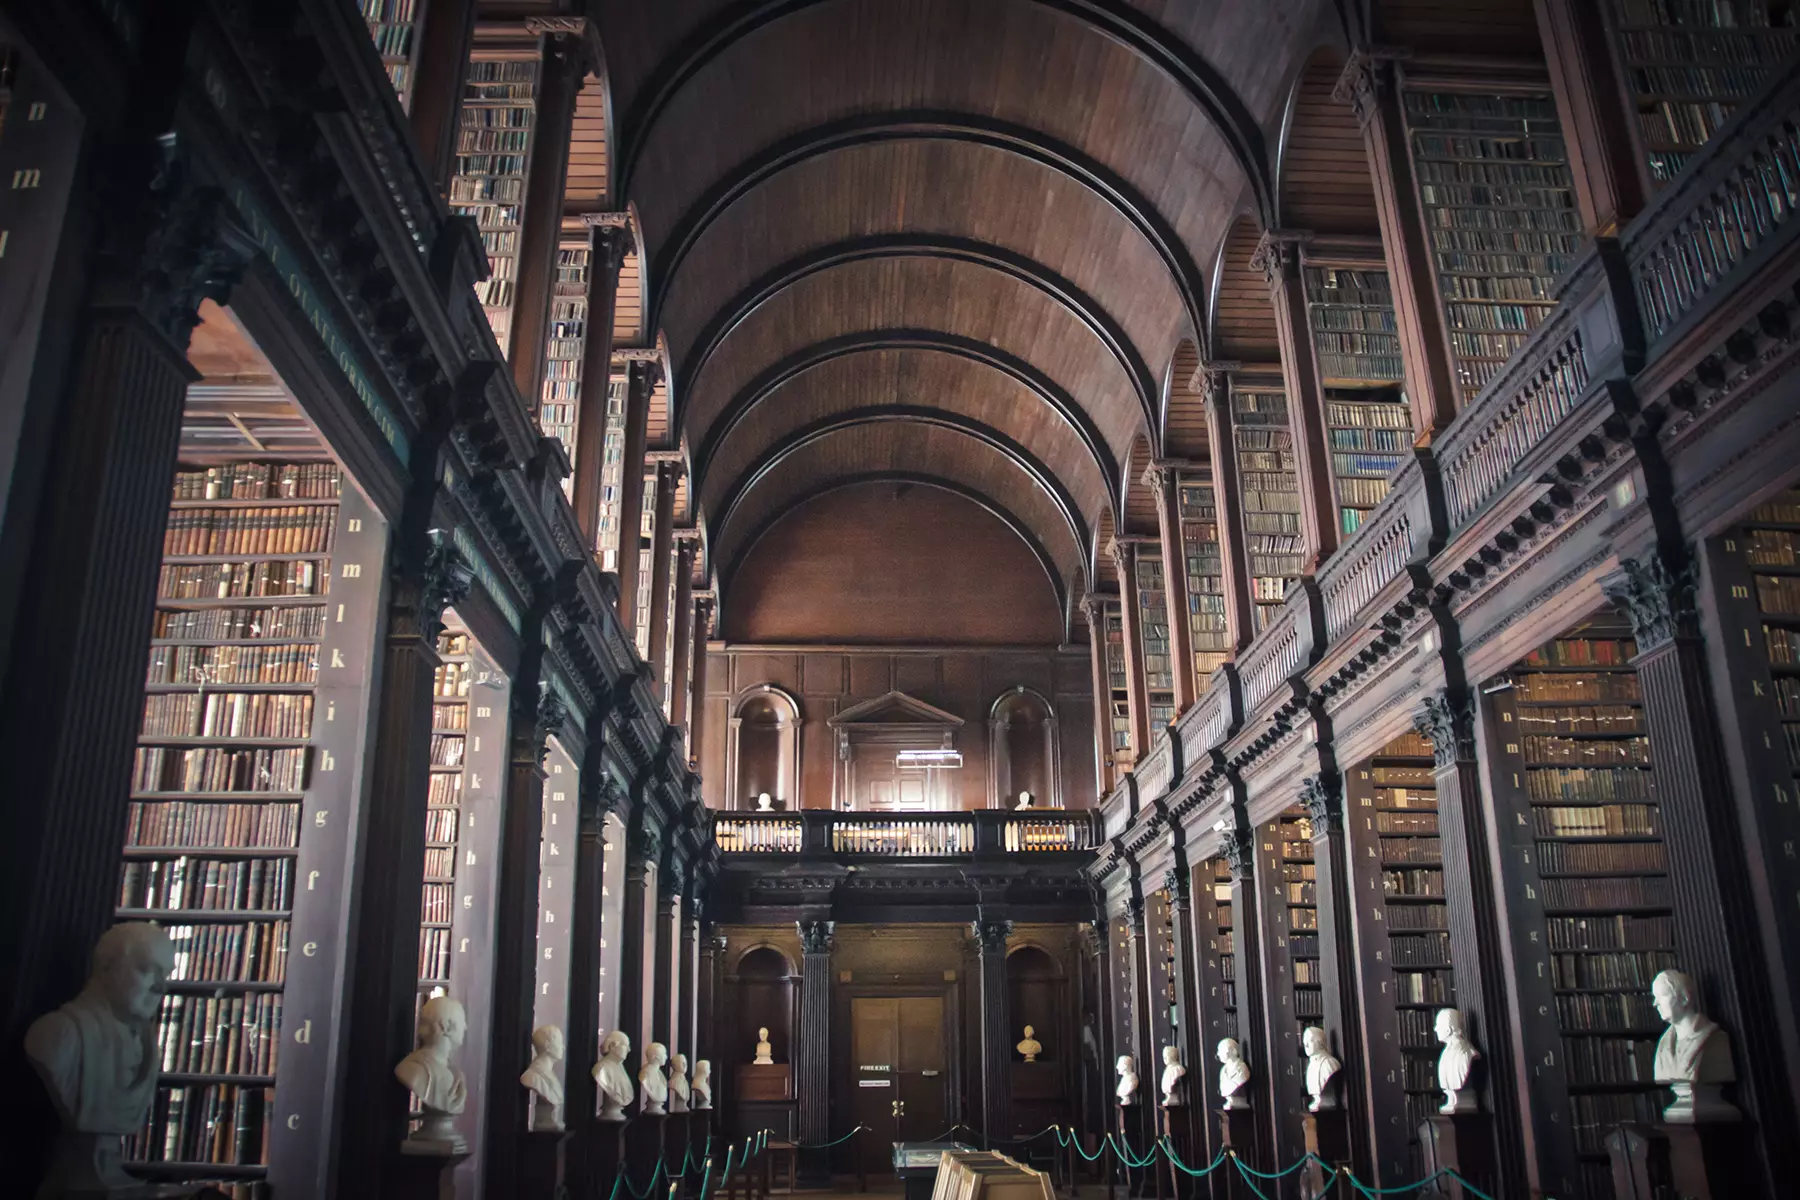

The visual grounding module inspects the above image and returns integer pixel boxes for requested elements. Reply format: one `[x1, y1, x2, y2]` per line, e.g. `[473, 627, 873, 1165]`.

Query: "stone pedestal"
[663, 1111, 691, 1197]
[388, 1150, 470, 1200]
[1418, 1113, 1496, 1200]
[1661, 1120, 1756, 1199]
[588, 1120, 628, 1200]
[625, 1115, 666, 1197]
[1218, 1108, 1258, 1200]
[1159, 1105, 1198, 1200]
[518, 1130, 570, 1200]
[1303, 1110, 1350, 1199]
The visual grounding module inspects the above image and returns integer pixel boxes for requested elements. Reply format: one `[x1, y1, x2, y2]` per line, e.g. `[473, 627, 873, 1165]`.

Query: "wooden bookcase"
[359, 0, 424, 108]
[122, 456, 385, 1199]
[1256, 808, 1319, 1155]
[1399, 85, 1582, 406]
[451, 49, 540, 354]
[1605, 0, 1799, 186]
[538, 238, 589, 489]
[1145, 887, 1177, 1058]
[1345, 730, 1453, 1180]
[596, 809, 628, 1037]
[596, 371, 629, 572]
[531, 740, 580, 1044]
[1230, 382, 1305, 632]
[1482, 619, 1674, 1200]
[1103, 601, 1132, 764]
[1135, 553, 1176, 732]
[1196, 856, 1237, 1047]
[1177, 480, 1230, 686]
[634, 469, 657, 659]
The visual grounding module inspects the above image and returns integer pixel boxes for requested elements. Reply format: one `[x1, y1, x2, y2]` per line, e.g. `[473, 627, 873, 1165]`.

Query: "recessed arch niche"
[727, 686, 802, 809]
[988, 687, 1061, 809]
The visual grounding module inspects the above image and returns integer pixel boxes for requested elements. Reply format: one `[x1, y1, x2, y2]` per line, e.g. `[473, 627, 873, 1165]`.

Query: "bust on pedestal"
[1116, 1055, 1139, 1105]
[1217, 1039, 1251, 1110]
[668, 1052, 691, 1113]
[1435, 1009, 1480, 1115]
[23, 923, 176, 1198]
[1302, 1027, 1340, 1113]
[754, 1027, 775, 1064]
[593, 1030, 635, 1121]
[692, 1060, 713, 1109]
[1016, 1025, 1041, 1063]
[1652, 969, 1738, 1123]
[396, 996, 470, 1155]
[1159, 1046, 1186, 1107]
[639, 1042, 670, 1115]
[521, 1024, 566, 1132]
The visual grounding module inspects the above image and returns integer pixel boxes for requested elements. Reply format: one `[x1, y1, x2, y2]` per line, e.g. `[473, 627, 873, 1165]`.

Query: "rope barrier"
[792, 1124, 870, 1149]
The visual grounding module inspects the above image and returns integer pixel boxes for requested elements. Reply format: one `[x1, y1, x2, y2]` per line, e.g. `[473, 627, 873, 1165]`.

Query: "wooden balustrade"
[712, 810, 1097, 857]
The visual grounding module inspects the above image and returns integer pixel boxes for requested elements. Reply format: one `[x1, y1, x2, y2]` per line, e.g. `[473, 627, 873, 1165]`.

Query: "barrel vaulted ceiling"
[593, 0, 1331, 631]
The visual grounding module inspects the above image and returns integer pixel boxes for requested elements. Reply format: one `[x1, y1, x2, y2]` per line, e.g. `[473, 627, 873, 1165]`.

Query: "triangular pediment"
[827, 690, 965, 728]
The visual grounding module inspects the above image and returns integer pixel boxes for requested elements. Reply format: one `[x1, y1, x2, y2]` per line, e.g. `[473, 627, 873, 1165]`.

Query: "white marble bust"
[397, 995, 469, 1153]
[24, 922, 175, 1192]
[692, 1059, 713, 1109]
[756, 792, 774, 812]
[754, 1026, 774, 1065]
[1159, 1045, 1186, 1107]
[593, 1029, 635, 1121]
[668, 1051, 691, 1112]
[1651, 969, 1739, 1122]
[1116, 1054, 1139, 1105]
[640, 1041, 670, 1114]
[1217, 1038, 1251, 1109]
[521, 1024, 565, 1132]
[1016, 791, 1033, 810]
[1302, 1027, 1340, 1113]
[1016, 1025, 1042, 1063]
[1434, 1009, 1480, 1115]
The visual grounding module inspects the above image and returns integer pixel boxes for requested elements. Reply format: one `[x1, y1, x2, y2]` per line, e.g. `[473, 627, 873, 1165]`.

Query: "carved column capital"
[797, 918, 835, 957]
[1413, 690, 1476, 768]
[1249, 230, 1308, 288]
[1123, 893, 1147, 937]
[1142, 461, 1181, 501]
[1199, 364, 1236, 412]
[1108, 539, 1135, 579]
[1162, 867, 1191, 912]
[1299, 773, 1343, 835]
[516, 680, 570, 765]
[584, 213, 632, 272]
[971, 917, 1014, 956]
[1222, 820, 1255, 881]
[414, 528, 475, 644]
[1080, 593, 1109, 626]
[1601, 549, 1697, 653]
[1332, 48, 1405, 127]
[628, 820, 662, 869]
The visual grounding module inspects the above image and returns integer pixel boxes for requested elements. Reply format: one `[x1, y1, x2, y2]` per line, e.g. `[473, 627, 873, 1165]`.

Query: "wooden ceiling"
[588, 0, 1339, 634]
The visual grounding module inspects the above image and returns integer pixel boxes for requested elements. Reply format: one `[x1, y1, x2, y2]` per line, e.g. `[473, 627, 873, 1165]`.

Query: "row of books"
[132, 747, 310, 795]
[159, 560, 328, 601]
[1515, 704, 1644, 734]
[1538, 840, 1666, 875]
[428, 772, 463, 807]
[1437, 270, 1555, 302]
[142, 692, 313, 740]
[125, 1083, 271, 1167]
[1310, 305, 1398, 332]
[166, 920, 290, 984]
[154, 604, 325, 642]
[1318, 353, 1404, 382]
[425, 847, 455, 879]
[119, 855, 293, 912]
[154, 990, 282, 1076]
[1772, 675, 1800, 717]
[1528, 636, 1643, 666]
[1303, 267, 1394, 307]
[1782, 723, 1800, 769]
[456, 127, 531, 155]
[1766, 624, 1800, 664]
[1292, 959, 1319, 984]
[1746, 526, 1800, 565]
[1551, 949, 1679, 990]
[1329, 426, 1412, 452]
[1535, 803, 1659, 837]
[1379, 836, 1441, 865]
[1755, 573, 1800, 615]
[429, 733, 466, 767]
[1449, 329, 1532, 361]
[478, 230, 518, 258]
[171, 463, 341, 502]
[163, 507, 337, 558]
[1383, 868, 1444, 898]
[1395, 1007, 1441, 1048]
[1563, 1035, 1656, 1086]
[1557, 989, 1660, 1034]
[424, 808, 459, 844]
[456, 152, 529, 178]
[1524, 735, 1651, 765]
[422, 881, 453, 925]
[1517, 672, 1642, 703]
[1541, 874, 1671, 909]
[1571, 1091, 1664, 1155]
[420, 926, 452, 980]
[1386, 902, 1450, 932]
[1394, 970, 1450, 1004]
[125, 800, 300, 851]
[1619, 27, 1797, 66]
[1389, 932, 1451, 967]
[435, 660, 472, 697]
[447, 181, 522, 210]
[1245, 511, 1301, 535]
[1336, 478, 1392, 509]
[1546, 913, 1674, 952]
[1373, 766, 1435, 788]
[1640, 101, 1732, 149]
[1376, 811, 1437, 834]
[1414, 156, 1572, 192]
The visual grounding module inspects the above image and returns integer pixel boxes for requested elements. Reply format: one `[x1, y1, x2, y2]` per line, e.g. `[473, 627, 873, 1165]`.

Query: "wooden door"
[850, 995, 947, 1175]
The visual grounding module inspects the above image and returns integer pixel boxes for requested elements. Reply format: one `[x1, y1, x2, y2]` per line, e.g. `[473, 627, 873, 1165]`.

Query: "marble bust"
[754, 1026, 775, 1065]
[1016, 791, 1033, 810]
[1116, 1054, 1139, 1105]
[1302, 1027, 1340, 1113]
[692, 1059, 713, 1109]
[1159, 1046, 1186, 1107]
[593, 1029, 635, 1121]
[1016, 1025, 1042, 1063]
[756, 792, 774, 812]
[640, 1041, 670, 1114]
[668, 1051, 691, 1113]
[1217, 1038, 1251, 1109]
[1434, 1009, 1480, 1115]
[396, 995, 469, 1153]
[1651, 969, 1739, 1122]
[23, 922, 175, 1193]
[520, 1024, 565, 1132]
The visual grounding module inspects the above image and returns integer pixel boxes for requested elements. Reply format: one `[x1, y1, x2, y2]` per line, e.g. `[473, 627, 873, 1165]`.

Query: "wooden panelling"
[1093, 508, 1119, 590]
[1165, 339, 1208, 459]
[722, 482, 1064, 645]
[732, 652, 799, 694]
[1279, 49, 1380, 237]
[802, 653, 846, 695]
[1213, 217, 1280, 364]
[849, 656, 892, 697]
[1374, 0, 1544, 58]
[613, 247, 642, 345]
[1121, 433, 1158, 536]
[562, 74, 608, 211]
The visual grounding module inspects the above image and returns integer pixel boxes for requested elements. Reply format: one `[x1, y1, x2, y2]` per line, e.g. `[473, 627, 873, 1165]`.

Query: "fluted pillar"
[1200, 374, 1256, 652]
[507, 20, 586, 380]
[407, 0, 479, 194]
[797, 919, 835, 1184]
[613, 360, 656, 633]
[646, 460, 680, 700]
[564, 776, 619, 1195]
[1252, 231, 1339, 566]
[1110, 541, 1150, 758]
[688, 598, 713, 772]
[669, 538, 698, 735]
[570, 218, 628, 546]
[1300, 773, 1372, 1179]
[1145, 464, 1197, 713]
[1081, 596, 1116, 792]
[973, 917, 1014, 1145]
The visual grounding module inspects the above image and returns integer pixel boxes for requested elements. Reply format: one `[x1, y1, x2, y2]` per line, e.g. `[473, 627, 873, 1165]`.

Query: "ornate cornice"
[1298, 773, 1342, 834]
[970, 917, 1014, 955]
[1412, 690, 1475, 769]
[798, 919, 836, 956]
[418, 530, 475, 644]
[1601, 548, 1696, 653]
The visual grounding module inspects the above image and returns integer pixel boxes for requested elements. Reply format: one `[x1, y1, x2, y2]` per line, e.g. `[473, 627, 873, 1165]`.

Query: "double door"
[850, 995, 947, 1175]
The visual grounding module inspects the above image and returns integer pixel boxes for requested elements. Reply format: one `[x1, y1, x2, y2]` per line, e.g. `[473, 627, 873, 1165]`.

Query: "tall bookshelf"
[540, 241, 590, 492]
[1401, 87, 1582, 406]
[596, 372, 629, 571]
[1346, 730, 1454, 1180]
[1200, 856, 1237, 1044]
[1231, 383, 1305, 631]
[1135, 553, 1175, 731]
[451, 54, 539, 354]
[634, 469, 657, 660]
[422, 636, 470, 1005]
[1485, 622, 1674, 1200]
[1177, 480, 1231, 685]
[123, 456, 385, 1199]
[1256, 808, 1319, 1154]
[1103, 602, 1132, 763]
[532, 741, 580, 1050]
[1608, 0, 1799, 185]
[1305, 265, 1403, 384]
[360, 0, 423, 107]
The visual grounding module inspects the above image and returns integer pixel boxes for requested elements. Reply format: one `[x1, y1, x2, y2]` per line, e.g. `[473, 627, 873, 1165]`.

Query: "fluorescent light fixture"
[896, 749, 963, 769]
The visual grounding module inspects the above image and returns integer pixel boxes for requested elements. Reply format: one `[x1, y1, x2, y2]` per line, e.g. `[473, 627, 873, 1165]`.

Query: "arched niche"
[727, 685, 802, 809]
[988, 686, 1061, 809]
[732, 945, 797, 1068]
[1007, 943, 1071, 1135]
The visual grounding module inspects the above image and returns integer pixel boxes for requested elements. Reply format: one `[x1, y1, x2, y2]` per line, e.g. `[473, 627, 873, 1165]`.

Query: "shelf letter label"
[295, 1020, 313, 1044]
[314, 810, 328, 828]
[303, 942, 318, 957]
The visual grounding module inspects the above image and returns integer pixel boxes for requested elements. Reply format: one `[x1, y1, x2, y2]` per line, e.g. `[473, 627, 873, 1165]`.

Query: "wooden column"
[698, 928, 725, 1067]
[570, 217, 628, 546]
[1413, 691, 1530, 1198]
[1300, 773, 1374, 1179]
[614, 359, 656, 633]
[1533, 0, 1648, 235]
[617, 820, 659, 1062]
[973, 917, 1014, 1146]
[1110, 542, 1150, 759]
[1162, 862, 1206, 1153]
[688, 598, 713, 772]
[1146, 463, 1197, 713]
[336, 536, 476, 1200]
[507, 21, 585, 382]
[1603, 551, 1790, 1194]
[480, 674, 564, 1200]
[679, 895, 701, 1063]
[563, 776, 618, 1196]
[1122, 890, 1157, 1155]
[1221, 807, 1277, 1169]
[796, 919, 835, 1184]
[669, 538, 697, 736]
[1200, 374, 1257, 653]
[1081, 596, 1115, 793]
[646, 461, 680, 698]
[407, 0, 479, 196]
[653, 879, 680, 1048]
[1253, 231, 1340, 567]
[1335, 54, 1460, 438]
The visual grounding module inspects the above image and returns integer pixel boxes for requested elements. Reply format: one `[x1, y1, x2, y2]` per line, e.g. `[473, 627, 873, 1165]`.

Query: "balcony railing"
[712, 810, 1097, 858]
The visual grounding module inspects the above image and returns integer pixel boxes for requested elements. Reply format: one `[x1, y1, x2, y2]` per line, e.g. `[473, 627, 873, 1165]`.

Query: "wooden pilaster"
[652, 880, 679, 1048]
[570, 218, 628, 547]
[1081, 596, 1115, 793]
[1111, 541, 1151, 758]
[407, 0, 479, 196]
[796, 919, 835, 1184]
[562, 776, 617, 1196]
[507, 22, 585, 386]
[1533, 0, 1648, 235]
[1221, 805, 1277, 1170]
[973, 917, 1014, 1145]
[1146, 463, 1198, 713]
[669, 538, 697, 736]
[645, 461, 680, 700]
[1200, 374, 1257, 653]
[688, 598, 712, 772]
[614, 360, 656, 633]
[1253, 231, 1340, 567]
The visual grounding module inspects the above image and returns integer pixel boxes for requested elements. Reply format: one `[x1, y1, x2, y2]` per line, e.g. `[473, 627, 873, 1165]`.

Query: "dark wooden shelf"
[137, 736, 311, 747]
[116, 908, 291, 922]
[160, 553, 331, 564]
[157, 596, 329, 608]
[130, 1162, 268, 1179]
[168, 498, 339, 509]
[160, 1072, 278, 1086]
[124, 846, 298, 859]
[165, 979, 285, 994]
[150, 638, 323, 647]
[130, 791, 305, 802]
[142, 683, 316, 694]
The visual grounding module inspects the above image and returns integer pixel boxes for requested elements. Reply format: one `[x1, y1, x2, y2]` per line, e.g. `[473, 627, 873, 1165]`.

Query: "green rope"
[793, 1123, 870, 1149]
[1230, 1150, 1312, 1180]
[1229, 1155, 1276, 1200]
[982, 1124, 1062, 1146]
[620, 1158, 665, 1200]
[1336, 1166, 1496, 1200]
[1111, 1132, 1158, 1169]
[1051, 1126, 1107, 1161]
[1158, 1138, 1226, 1178]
